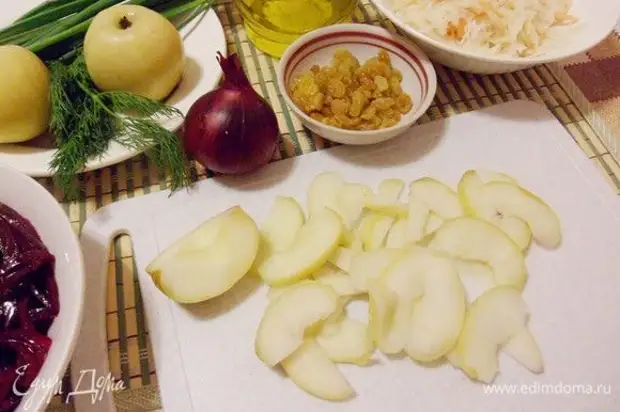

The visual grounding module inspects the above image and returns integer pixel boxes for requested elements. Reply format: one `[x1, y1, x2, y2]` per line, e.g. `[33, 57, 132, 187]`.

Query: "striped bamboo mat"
[42, 1, 620, 411]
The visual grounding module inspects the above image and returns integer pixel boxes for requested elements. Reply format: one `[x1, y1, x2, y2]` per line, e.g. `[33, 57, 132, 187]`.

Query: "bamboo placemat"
[41, 1, 620, 411]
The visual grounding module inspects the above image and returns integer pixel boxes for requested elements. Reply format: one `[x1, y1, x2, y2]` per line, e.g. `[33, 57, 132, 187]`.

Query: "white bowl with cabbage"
[370, 0, 620, 73]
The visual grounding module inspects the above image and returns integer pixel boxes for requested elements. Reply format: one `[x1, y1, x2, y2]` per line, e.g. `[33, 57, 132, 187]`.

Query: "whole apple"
[0, 45, 51, 144]
[84, 5, 185, 101]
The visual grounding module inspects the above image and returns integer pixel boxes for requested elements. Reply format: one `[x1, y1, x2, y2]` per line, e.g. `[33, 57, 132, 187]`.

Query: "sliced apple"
[407, 177, 463, 243]
[385, 218, 408, 248]
[503, 327, 544, 374]
[281, 339, 354, 401]
[146, 206, 259, 304]
[405, 250, 467, 362]
[472, 181, 560, 249]
[428, 217, 528, 290]
[258, 208, 343, 285]
[328, 247, 355, 273]
[360, 213, 394, 251]
[316, 316, 375, 365]
[373, 248, 466, 357]
[266, 279, 315, 301]
[253, 196, 305, 271]
[307, 171, 345, 216]
[313, 264, 361, 297]
[378, 178, 405, 199]
[367, 278, 398, 352]
[423, 212, 444, 236]
[255, 282, 340, 366]
[474, 169, 519, 185]
[454, 286, 543, 383]
[331, 183, 373, 230]
[348, 248, 405, 292]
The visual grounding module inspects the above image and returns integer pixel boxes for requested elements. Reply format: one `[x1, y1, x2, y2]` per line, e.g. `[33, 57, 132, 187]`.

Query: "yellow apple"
[0, 45, 50, 143]
[84, 5, 185, 101]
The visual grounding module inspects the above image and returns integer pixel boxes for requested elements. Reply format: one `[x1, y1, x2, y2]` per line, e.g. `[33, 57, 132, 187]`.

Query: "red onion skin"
[183, 53, 279, 175]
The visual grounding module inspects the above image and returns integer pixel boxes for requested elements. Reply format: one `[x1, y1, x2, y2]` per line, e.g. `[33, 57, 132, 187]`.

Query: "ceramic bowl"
[370, 0, 620, 74]
[0, 164, 85, 412]
[277, 23, 437, 146]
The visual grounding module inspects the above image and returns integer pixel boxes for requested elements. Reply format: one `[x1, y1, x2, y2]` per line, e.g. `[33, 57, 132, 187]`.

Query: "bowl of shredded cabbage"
[371, 0, 620, 73]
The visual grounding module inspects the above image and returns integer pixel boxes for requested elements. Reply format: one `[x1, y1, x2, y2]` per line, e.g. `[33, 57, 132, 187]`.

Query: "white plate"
[0, 1, 227, 177]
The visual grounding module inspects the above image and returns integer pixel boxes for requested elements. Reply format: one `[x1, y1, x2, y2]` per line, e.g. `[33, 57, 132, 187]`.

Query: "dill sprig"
[49, 53, 191, 200]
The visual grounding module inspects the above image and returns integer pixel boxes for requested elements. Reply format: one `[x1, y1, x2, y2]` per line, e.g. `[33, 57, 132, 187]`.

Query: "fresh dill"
[48, 52, 191, 200]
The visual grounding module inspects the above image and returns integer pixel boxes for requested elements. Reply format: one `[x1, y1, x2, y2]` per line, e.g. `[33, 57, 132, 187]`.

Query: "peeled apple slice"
[253, 196, 305, 271]
[348, 248, 405, 291]
[316, 316, 375, 365]
[267, 279, 315, 301]
[361, 214, 394, 251]
[255, 283, 340, 366]
[454, 286, 543, 383]
[367, 278, 398, 352]
[146, 206, 259, 304]
[258, 208, 343, 285]
[313, 264, 361, 297]
[281, 339, 354, 401]
[378, 179, 405, 199]
[307, 172, 344, 216]
[407, 177, 463, 242]
[428, 217, 528, 290]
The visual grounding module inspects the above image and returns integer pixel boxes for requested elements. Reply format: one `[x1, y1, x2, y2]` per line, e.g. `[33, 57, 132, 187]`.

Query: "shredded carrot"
[445, 17, 467, 41]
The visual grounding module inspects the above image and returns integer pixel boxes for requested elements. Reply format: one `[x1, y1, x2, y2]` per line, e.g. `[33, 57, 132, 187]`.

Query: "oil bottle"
[235, 0, 359, 58]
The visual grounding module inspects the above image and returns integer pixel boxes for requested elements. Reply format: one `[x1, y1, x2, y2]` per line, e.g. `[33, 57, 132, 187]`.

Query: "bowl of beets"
[0, 164, 84, 412]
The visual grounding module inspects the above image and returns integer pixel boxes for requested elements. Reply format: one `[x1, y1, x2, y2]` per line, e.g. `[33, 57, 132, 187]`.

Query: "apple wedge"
[316, 316, 375, 365]
[385, 218, 408, 248]
[307, 171, 345, 216]
[360, 213, 395, 251]
[378, 178, 406, 200]
[454, 286, 543, 383]
[313, 264, 361, 297]
[258, 208, 343, 285]
[281, 339, 354, 401]
[255, 282, 341, 366]
[266, 279, 316, 301]
[407, 177, 463, 242]
[348, 248, 405, 291]
[427, 217, 528, 290]
[146, 206, 259, 304]
[253, 196, 305, 271]
[367, 278, 398, 353]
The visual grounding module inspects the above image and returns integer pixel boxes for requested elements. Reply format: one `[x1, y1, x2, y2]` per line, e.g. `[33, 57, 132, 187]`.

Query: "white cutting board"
[71, 101, 620, 412]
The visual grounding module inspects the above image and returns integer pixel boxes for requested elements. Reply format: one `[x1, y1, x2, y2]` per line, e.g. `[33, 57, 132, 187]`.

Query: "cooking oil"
[235, 0, 358, 57]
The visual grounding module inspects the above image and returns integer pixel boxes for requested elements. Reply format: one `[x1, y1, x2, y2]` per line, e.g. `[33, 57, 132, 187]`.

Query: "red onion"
[182, 52, 279, 175]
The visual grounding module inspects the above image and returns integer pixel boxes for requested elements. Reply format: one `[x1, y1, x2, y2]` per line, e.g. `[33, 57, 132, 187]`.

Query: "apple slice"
[454, 286, 543, 383]
[424, 212, 444, 236]
[348, 248, 405, 291]
[360, 213, 395, 251]
[328, 247, 355, 273]
[331, 183, 373, 230]
[307, 171, 345, 216]
[458, 170, 532, 250]
[385, 218, 408, 248]
[316, 316, 375, 365]
[367, 278, 398, 352]
[313, 264, 361, 297]
[374, 248, 466, 357]
[253, 196, 305, 271]
[258, 208, 343, 285]
[280, 339, 354, 401]
[378, 178, 406, 200]
[146, 206, 259, 304]
[407, 177, 463, 242]
[471, 181, 561, 249]
[428, 217, 528, 290]
[266, 279, 316, 301]
[255, 282, 340, 366]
